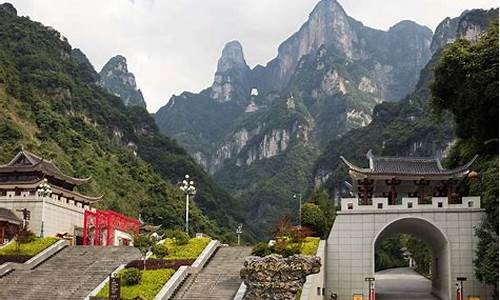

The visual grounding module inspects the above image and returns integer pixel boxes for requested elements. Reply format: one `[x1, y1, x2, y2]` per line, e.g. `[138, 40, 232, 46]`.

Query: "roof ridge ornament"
[366, 149, 374, 170]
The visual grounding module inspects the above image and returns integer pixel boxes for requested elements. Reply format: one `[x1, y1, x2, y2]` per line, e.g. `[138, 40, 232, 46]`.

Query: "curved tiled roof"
[0, 207, 22, 225]
[0, 150, 91, 186]
[341, 150, 478, 177]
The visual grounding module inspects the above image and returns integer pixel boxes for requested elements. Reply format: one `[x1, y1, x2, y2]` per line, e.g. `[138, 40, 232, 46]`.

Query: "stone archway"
[326, 197, 489, 300]
[372, 217, 450, 300]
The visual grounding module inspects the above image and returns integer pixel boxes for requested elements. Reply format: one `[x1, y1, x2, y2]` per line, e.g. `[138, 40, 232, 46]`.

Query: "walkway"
[172, 246, 252, 300]
[0, 246, 141, 300]
[375, 267, 439, 300]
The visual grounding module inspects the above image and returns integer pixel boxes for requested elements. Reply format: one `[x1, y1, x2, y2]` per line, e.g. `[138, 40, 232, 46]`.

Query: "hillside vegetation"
[0, 5, 250, 242]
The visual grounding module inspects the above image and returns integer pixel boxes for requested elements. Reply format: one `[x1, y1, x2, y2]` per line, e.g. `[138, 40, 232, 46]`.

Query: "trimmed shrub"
[251, 242, 272, 257]
[152, 243, 168, 258]
[121, 267, 142, 286]
[172, 229, 189, 245]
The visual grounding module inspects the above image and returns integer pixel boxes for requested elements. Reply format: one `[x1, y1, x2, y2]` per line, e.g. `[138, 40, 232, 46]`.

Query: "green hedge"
[97, 268, 175, 300]
[300, 237, 320, 256]
[158, 237, 210, 260]
[0, 237, 59, 257]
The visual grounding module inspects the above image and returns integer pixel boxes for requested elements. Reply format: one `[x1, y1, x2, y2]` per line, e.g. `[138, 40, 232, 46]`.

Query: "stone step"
[0, 246, 141, 300]
[171, 246, 252, 300]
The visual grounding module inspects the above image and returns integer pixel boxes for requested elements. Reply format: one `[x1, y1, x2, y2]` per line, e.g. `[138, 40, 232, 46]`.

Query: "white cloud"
[9, 0, 497, 112]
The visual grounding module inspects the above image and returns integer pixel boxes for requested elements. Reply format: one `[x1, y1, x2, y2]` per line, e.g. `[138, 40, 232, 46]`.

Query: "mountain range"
[152, 0, 497, 236]
[0, 2, 253, 242]
[0, 0, 496, 240]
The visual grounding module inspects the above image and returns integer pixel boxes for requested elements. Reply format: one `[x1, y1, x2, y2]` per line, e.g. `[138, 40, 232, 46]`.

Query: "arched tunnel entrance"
[372, 217, 450, 300]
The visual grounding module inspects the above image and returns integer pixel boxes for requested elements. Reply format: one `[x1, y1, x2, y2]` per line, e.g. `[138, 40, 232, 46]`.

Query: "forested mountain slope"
[0, 3, 251, 242]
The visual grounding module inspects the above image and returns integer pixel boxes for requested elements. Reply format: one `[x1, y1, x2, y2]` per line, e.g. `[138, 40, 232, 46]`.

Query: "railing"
[340, 197, 481, 211]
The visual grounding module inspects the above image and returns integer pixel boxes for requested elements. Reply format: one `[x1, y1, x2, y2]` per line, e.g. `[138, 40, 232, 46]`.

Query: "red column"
[106, 212, 112, 246]
[83, 210, 89, 246]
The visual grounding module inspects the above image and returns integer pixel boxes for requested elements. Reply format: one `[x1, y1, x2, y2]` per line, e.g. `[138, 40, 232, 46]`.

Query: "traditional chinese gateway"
[325, 150, 488, 300]
[0, 150, 138, 245]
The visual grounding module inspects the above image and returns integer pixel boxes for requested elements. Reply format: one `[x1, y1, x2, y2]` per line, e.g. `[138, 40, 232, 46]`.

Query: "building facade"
[0, 150, 101, 241]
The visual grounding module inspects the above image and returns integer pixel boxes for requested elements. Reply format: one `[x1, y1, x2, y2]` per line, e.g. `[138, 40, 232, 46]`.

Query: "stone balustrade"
[340, 196, 481, 211]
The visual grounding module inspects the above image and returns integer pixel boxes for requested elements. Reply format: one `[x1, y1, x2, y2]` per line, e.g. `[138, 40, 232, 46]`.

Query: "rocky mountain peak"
[0, 3, 16, 16]
[217, 40, 248, 73]
[430, 8, 498, 53]
[210, 40, 252, 103]
[99, 55, 147, 108]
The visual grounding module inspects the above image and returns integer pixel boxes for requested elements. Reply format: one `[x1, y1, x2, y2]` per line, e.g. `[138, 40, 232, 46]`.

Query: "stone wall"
[240, 254, 321, 300]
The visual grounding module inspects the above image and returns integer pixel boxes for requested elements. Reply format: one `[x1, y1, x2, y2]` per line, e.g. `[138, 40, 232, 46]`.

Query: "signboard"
[353, 294, 363, 300]
[109, 274, 121, 300]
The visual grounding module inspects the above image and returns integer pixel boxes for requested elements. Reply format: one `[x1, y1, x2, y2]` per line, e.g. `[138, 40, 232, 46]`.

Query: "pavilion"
[341, 150, 478, 205]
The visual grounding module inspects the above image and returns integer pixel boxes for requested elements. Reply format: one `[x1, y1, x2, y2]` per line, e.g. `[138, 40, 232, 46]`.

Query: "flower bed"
[125, 258, 195, 270]
[96, 268, 175, 300]
[0, 237, 59, 258]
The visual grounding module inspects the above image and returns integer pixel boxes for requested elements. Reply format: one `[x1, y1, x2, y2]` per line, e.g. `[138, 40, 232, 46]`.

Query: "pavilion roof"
[341, 150, 478, 179]
[0, 150, 91, 186]
[0, 208, 22, 225]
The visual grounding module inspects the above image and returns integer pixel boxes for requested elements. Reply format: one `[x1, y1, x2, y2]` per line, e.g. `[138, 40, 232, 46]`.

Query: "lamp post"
[456, 277, 467, 300]
[236, 224, 243, 246]
[180, 175, 196, 236]
[293, 192, 302, 227]
[365, 277, 375, 300]
[37, 178, 52, 237]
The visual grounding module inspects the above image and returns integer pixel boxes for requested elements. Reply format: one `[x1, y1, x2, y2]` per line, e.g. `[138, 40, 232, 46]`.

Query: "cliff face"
[259, 0, 432, 102]
[153, 0, 437, 237]
[430, 8, 498, 53]
[314, 8, 498, 194]
[99, 55, 147, 108]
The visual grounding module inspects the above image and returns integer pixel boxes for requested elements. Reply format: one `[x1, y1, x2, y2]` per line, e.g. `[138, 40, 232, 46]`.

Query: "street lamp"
[456, 277, 467, 300]
[37, 178, 52, 237]
[236, 224, 243, 246]
[292, 192, 302, 227]
[365, 277, 375, 300]
[179, 175, 196, 236]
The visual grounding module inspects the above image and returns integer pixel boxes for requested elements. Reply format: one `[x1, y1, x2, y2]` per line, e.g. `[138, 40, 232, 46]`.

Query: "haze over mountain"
[8, 0, 498, 112]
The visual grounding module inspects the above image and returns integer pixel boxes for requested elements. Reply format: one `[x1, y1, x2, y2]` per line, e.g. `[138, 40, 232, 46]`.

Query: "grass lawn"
[299, 237, 320, 255]
[0, 237, 59, 256]
[161, 237, 210, 260]
[97, 268, 175, 300]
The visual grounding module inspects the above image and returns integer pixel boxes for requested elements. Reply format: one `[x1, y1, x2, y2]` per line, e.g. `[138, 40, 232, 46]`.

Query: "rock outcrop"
[99, 55, 147, 108]
[211, 40, 252, 103]
[240, 255, 321, 300]
[430, 8, 499, 53]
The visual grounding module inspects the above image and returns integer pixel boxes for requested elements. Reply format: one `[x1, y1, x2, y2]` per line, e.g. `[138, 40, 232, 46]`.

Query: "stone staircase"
[172, 246, 252, 300]
[0, 246, 141, 300]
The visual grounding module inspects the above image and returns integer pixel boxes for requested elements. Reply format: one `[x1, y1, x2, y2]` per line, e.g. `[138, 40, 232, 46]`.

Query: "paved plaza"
[375, 267, 439, 300]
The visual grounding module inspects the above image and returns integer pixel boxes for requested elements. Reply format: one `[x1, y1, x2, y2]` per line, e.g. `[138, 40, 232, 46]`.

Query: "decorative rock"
[240, 254, 321, 300]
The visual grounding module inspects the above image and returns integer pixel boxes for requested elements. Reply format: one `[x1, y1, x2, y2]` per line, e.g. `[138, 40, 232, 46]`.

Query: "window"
[438, 202, 443, 208]
[407, 202, 413, 208]
[468, 201, 473, 208]
[377, 203, 383, 209]
[348, 203, 353, 210]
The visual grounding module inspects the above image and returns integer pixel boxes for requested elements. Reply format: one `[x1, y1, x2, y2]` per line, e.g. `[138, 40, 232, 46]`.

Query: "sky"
[10, 0, 498, 112]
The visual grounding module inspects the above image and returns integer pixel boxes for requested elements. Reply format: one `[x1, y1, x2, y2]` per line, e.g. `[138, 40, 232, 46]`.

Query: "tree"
[301, 203, 326, 237]
[431, 22, 499, 149]
[133, 234, 154, 270]
[431, 22, 499, 296]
